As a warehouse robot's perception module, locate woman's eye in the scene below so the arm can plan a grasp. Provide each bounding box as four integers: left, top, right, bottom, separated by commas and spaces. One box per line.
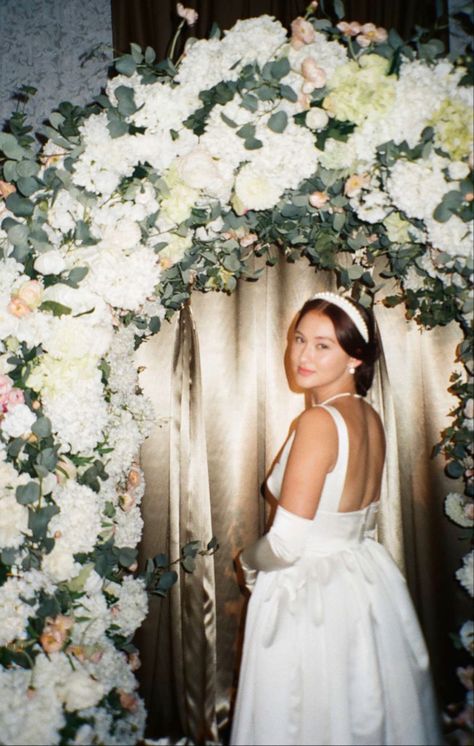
316, 343, 328, 350
295, 336, 304, 344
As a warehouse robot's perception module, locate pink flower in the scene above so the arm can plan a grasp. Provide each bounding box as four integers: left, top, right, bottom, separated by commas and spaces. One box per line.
176, 3, 198, 26
6, 388, 24, 410
301, 58, 327, 88
8, 297, 31, 317
0, 375, 13, 398
119, 690, 139, 713
457, 666, 474, 691
0, 180, 16, 199
344, 173, 370, 197
290, 17, 316, 49
309, 191, 329, 208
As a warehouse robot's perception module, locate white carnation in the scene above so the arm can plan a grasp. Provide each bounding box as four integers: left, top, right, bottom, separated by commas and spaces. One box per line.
175, 145, 233, 202
456, 550, 474, 597
234, 164, 283, 211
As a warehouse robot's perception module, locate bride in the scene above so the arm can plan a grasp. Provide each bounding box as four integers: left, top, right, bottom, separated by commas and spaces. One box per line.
230, 292, 443, 746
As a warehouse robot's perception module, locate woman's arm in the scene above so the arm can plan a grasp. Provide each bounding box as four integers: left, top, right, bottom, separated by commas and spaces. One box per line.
239, 408, 337, 586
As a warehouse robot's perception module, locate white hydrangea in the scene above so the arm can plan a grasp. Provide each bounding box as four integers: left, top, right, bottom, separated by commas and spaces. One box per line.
0, 667, 65, 746
386, 153, 452, 221
0, 491, 29, 548
1, 403, 36, 438
220, 16, 287, 69
350, 184, 391, 224
384, 59, 469, 148
108, 576, 148, 637
287, 29, 348, 85
71, 589, 110, 645
72, 113, 137, 197
113, 505, 143, 548
103, 406, 144, 481
0, 575, 38, 645
27, 353, 107, 453
47, 190, 85, 235
84, 639, 138, 694
73, 244, 161, 312
445, 492, 474, 528
456, 550, 474, 597
425, 214, 473, 259
48, 482, 102, 556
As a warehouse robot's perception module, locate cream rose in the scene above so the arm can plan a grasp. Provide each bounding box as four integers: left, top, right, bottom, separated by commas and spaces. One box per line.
34, 250, 66, 276
233, 165, 283, 213
306, 108, 329, 131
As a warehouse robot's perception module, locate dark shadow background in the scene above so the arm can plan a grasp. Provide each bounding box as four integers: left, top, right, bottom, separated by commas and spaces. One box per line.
112, 0, 449, 59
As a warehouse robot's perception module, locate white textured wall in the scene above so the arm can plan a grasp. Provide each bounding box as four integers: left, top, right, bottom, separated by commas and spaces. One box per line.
0, 0, 112, 131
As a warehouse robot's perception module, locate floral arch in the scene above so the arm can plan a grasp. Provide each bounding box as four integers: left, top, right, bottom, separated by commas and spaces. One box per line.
0, 5, 472, 744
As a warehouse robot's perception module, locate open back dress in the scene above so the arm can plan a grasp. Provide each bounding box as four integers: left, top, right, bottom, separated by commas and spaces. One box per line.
230, 402, 443, 746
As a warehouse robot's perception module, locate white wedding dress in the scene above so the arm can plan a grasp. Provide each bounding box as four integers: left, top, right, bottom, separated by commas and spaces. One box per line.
230, 402, 443, 746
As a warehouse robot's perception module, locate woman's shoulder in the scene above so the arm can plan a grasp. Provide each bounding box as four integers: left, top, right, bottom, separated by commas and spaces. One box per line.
296, 405, 338, 438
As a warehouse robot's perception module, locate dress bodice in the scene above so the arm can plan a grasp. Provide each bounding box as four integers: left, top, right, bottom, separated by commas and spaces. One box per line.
266, 404, 379, 555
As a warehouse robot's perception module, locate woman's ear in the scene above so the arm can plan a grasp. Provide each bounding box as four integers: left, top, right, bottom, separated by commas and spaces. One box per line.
349, 357, 362, 369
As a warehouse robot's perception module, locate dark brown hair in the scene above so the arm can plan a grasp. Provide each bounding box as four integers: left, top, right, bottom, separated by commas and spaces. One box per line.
296, 297, 380, 397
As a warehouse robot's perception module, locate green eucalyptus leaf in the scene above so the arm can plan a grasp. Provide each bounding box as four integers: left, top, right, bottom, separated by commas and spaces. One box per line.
145, 46, 156, 64
267, 110, 288, 133
115, 54, 137, 76
7, 223, 29, 246
5, 192, 34, 217
28, 505, 59, 541
32, 416, 52, 438
0, 132, 27, 160
236, 122, 256, 139
115, 85, 138, 117
240, 93, 259, 112
16, 481, 41, 505
16, 176, 41, 197
279, 84, 298, 102
130, 42, 144, 63
3, 160, 18, 181
16, 159, 39, 178
182, 555, 196, 572
244, 137, 263, 150
270, 57, 290, 80
333, 0, 345, 19
157, 570, 178, 593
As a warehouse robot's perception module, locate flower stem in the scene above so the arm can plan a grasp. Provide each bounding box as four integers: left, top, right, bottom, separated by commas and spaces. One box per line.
168, 20, 185, 64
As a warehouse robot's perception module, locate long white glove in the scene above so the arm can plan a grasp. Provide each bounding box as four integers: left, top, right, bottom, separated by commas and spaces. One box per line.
239, 506, 313, 592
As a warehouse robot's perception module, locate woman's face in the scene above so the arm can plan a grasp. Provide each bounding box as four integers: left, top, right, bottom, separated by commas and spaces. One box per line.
290, 310, 359, 393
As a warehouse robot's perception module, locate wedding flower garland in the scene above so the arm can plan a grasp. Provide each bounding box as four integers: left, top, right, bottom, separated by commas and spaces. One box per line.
0, 5, 472, 743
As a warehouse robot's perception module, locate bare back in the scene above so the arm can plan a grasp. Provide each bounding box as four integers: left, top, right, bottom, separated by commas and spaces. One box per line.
327, 397, 386, 513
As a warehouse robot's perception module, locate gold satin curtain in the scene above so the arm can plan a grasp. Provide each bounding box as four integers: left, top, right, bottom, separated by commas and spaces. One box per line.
135, 256, 466, 742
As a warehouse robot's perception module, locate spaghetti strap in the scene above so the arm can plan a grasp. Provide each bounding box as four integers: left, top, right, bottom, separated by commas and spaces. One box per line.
315, 404, 349, 513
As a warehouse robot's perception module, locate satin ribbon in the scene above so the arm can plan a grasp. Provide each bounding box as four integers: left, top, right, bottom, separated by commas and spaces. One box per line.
169, 302, 218, 742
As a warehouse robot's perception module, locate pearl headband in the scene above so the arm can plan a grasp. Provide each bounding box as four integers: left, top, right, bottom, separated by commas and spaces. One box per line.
310, 292, 369, 343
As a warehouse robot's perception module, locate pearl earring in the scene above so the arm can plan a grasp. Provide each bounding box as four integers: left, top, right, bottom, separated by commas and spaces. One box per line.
348, 365, 355, 375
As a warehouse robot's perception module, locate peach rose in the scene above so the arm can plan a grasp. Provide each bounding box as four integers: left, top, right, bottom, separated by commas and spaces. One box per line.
309, 191, 329, 208
128, 652, 141, 671
118, 690, 139, 713
127, 466, 141, 490
8, 297, 31, 317
290, 17, 316, 49
0, 375, 12, 397
0, 180, 16, 199
17, 280, 42, 310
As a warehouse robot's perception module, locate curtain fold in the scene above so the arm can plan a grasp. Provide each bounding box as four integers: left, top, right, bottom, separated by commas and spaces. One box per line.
168, 302, 218, 742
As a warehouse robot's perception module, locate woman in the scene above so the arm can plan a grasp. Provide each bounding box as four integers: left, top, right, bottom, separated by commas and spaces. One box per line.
230, 292, 442, 746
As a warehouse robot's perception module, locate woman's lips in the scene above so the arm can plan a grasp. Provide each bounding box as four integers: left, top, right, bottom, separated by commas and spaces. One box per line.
297, 366, 315, 377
